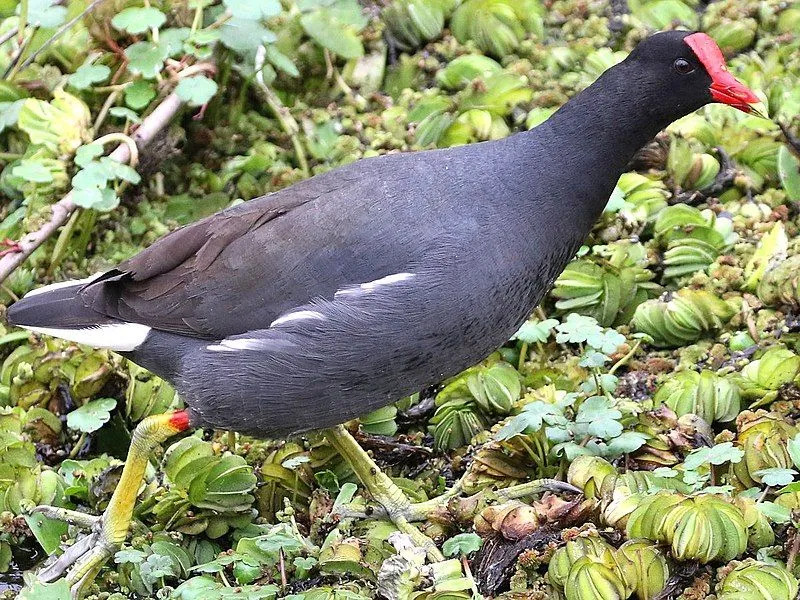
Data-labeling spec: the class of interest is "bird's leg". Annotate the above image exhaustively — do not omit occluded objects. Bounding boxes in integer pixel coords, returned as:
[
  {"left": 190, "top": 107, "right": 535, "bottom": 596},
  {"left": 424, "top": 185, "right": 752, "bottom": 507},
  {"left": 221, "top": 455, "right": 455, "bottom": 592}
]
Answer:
[
  {"left": 324, "top": 425, "right": 444, "bottom": 561},
  {"left": 33, "top": 410, "right": 191, "bottom": 600}
]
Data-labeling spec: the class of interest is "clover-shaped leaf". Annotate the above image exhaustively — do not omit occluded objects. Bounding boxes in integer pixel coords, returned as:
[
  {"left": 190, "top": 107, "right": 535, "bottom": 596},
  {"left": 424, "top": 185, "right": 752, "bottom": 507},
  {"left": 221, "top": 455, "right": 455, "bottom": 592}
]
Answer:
[
  {"left": 125, "top": 80, "right": 157, "bottom": 109},
  {"left": 66, "top": 398, "right": 117, "bottom": 433},
  {"left": 18, "top": 579, "right": 70, "bottom": 600},
  {"left": 68, "top": 62, "right": 111, "bottom": 90},
  {"left": 219, "top": 18, "right": 277, "bottom": 53},
  {"left": 26, "top": 0, "right": 67, "bottom": 28},
  {"left": 108, "top": 107, "right": 142, "bottom": 123},
  {"left": 579, "top": 350, "right": 610, "bottom": 368},
  {"left": 555, "top": 313, "right": 604, "bottom": 345},
  {"left": 754, "top": 467, "right": 797, "bottom": 488},
  {"left": 683, "top": 442, "right": 744, "bottom": 470},
  {"left": 511, "top": 318, "right": 558, "bottom": 343},
  {"left": 442, "top": 532, "right": 482, "bottom": 557},
  {"left": 606, "top": 431, "right": 648, "bottom": 455},
  {"left": 115, "top": 549, "right": 147, "bottom": 564},
  {"left": 176, "top": 75, "right": 218, "bottom": 107},
  {"left": 575, "top": 396, "right": 623, "bottom": 439},
  {"left": 158, "top": 27, "right": 191, "bottom": 57},
  {"left": 74, "top": 143, "right": 103, "bottom": 168},
  {"left": 223, "top": 0, "right": 281, "bottom": 19},
  {"left": 125, "top": 42, "right": 169, "bottom": 78},
  {"left": 496, "top": 400, "right": 566, "bottom": 440},
  {"left": 12, "top": 160, "right": 54, "bottom": 183},
  {"left": 112, "top": 7, "right": 167, "bottom": 34}
]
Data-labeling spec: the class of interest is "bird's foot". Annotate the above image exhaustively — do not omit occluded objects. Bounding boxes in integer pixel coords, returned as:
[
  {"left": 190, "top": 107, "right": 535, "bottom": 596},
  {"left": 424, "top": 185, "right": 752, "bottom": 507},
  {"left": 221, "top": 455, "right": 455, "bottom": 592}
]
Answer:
[
  {"left": 335, "top": 478, "right": 583, "bottom": 523},
  {"left": 32, "top": 505, "right": 125, "bottom": 600}
]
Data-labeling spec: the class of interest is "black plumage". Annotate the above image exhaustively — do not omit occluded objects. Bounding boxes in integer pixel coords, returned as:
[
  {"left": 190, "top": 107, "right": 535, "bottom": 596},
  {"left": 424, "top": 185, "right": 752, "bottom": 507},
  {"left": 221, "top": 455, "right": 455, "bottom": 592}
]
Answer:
[{"left": 7, "top": 31, "right": 753, "bottom": 437}]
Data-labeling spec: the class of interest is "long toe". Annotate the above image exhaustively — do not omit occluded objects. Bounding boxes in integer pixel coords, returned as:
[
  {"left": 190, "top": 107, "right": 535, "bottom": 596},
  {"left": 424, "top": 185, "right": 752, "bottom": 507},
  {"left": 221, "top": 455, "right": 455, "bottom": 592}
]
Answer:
[{"left": 33, "top": 511, "right": 119, "bottom": 600}]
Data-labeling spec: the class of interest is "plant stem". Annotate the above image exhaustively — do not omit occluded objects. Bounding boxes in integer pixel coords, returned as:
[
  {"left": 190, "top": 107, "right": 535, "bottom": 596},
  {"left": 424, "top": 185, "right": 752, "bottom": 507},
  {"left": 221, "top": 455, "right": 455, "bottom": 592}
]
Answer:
[
  {"left": 48, "top": 208, "right": 81, "bottom": 275},
  {"left": 0, "top": 62, "right": 215, "bottom": 284},
  {"left": 69, "top": 432, "right": 87, "bottom": 459},
  {"left": 93, "top": 90, "right": 121, "bottom": 135},
  {"left": 254, "top": 45, "right": 309, "bottom": 177},
  {"left": 16, "top": 0, "right": 109, "bottom": 74},
  {"left": 609, "top": 339, "right": 642, "bottom": 375},
  {"left": 3, "top": 25, "right": 38, "bottom": 80}
]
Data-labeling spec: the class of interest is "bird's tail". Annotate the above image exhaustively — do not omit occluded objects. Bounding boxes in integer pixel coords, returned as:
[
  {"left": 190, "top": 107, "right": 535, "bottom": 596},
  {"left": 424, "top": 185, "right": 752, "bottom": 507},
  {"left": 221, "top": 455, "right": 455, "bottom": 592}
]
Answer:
[{"left": 6, "top": 276, "right": 151, "bottom": 351}]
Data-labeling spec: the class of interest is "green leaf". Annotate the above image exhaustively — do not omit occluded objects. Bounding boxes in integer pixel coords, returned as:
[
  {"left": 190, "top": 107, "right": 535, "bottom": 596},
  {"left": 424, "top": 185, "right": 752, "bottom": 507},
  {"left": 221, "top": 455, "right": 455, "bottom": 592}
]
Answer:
[
  {"left": 100, "top": 157, "right": 141, "bottom": 184},
  {"left": 72, "top": 161, "right": 110, "bottom": 189},
  {"left": 26, "top": 0, "right": 67, "bottom": 28},
  {"left": 495, "top": 400, "right": 566, "bottom": 440},
  {"left": 0, "top": 99, "right": 24, "bottom": 133},
  {"left": 511, "top": 318, "right": 558, "bottom": 343},
  {"left": 24, "top": 512, "right": 68, "bottom": 555},
  {"left": 683, "top": 442, "right": 744, "bottom": 470},
  {"left": 125, "top": 42, "right": 170, "bottom": 79},
  {"left": 223, "top": 0, "right": 282, "bottom": 19},
  {"left": 265, "top": 45, "right": 299, "bottom": 77},
  {"left": 18, "top": 579, "right": 70, "bottom": 600},
  {"left": 579, "top": 350, "right": 610, "bottom": 368},
  {"left": 754, "top": 467, "right": 797, "bottom": 487},
  {"left": 115, "top": 548, "right": 147, "bottom": 564},
  {"left": 67, "top": 398, "right": 117, "bottom": 433},
  {"left": 108, "top": 107, "right": 142, "bottom": 123},
  {"left": 176, "top": 76, "right": 219, "bottom": 106},
  {"left": 112, "top": 7, "right": 167, "bottom": 34},
  {"left": 606, "top": 431, "right": 648, "bottom": 454},
  {"left": 788, "top": 433, "right": 800, "bottom": 470},
  {"left": 12, "top": 160, "right": 54, "bottom": 183},
  {"left": 254, "top": 530, "right": 305, "bottom": 555},
  {"left": 74, "top": 143, "right": 103, "bottom": 168},
  {"left": 575, "top": 396, "right": 622, "bottom": 439},
  {"left": 778, "top": 145, "right": 800, "bottom": 201},
  {"left": 158, "top": 27, "right": 191, "bottom": 57},
  {"left": 300, "top": 9, "right": 364, "bottom": 59},
  {"left": 125, "top": 80, "right": 157, "bottom": 109},
  {"left": 442, "top": 532, "right": 482, "bottom": 557},
  {"left": 756, "top": 501, "right": 791, "bottom": 524},
  {"left": 68, "top": 62, "right": 111, "bottom": 90},
  {"left": 219, "top": 18, "right": 277, "bottom": 53}
]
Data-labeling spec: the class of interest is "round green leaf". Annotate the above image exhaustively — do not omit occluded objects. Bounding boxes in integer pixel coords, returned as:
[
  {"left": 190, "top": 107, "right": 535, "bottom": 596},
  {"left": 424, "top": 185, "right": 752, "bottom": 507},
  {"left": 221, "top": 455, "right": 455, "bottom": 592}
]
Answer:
[
  {"left": 112, "top": 7, "right": 167, "bottom": 34},
  {"left": 68, "top": 63, "right": 111, "bottom": 90},
  {"left": 66, "top": 398, "right": 117, "bottom": 433},
  {"left": 175, "top": 75, "right": 219, "bottom": 107},
  {"left": 300, "top": 10, "right": 364, "bottom": 58},
  {"left": 125, "top": 80, "right": 157, "bottom": 109}
]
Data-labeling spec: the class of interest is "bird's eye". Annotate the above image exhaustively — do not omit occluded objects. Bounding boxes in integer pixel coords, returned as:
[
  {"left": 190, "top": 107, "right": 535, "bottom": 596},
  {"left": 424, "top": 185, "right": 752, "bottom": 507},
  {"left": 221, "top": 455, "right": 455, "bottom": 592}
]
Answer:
[{"left": 673, "top": 58, "right": 694, "bottom": 74}]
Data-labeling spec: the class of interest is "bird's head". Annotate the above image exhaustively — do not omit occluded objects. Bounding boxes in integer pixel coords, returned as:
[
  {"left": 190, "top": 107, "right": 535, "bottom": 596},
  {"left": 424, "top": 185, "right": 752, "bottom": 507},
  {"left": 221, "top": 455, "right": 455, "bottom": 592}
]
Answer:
[{"left": 625, "top": 30, "right": 765, "bottom": 119}]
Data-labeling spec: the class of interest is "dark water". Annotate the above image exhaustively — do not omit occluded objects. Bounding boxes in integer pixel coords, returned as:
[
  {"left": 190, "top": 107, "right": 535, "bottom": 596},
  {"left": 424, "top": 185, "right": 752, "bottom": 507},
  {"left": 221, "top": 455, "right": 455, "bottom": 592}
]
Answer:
[{"left": 0, "top": 539, "right": 42, "bottom": 595}]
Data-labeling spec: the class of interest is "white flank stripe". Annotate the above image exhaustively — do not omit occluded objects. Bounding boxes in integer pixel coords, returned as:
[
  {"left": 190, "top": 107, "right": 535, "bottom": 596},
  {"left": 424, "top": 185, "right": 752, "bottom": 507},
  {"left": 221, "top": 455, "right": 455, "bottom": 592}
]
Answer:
[
  {"left": 24, "top": 273, "right": 103, "bottom": 298},
  {"left": 335, "top": 272, "right": 414, "bottom": 298},
  {"left": 270, "top": 310, "right": 325, "bottom": 327},
  {"left": 22, "top": 323, "right": 151, "bottom": 351},
  {"left": 207, "top": 338, "right": 268, "bottom": 352}
]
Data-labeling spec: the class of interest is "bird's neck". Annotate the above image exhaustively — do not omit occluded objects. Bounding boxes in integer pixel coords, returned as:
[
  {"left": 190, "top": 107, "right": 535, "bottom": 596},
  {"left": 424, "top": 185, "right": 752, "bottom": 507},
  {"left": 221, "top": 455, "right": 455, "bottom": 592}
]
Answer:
[
  {"left": 540, "top": 62, "right": 674, "bottom": 175},
  {"left": 502, "top": 61, "right": 676, "bottom": 233}
]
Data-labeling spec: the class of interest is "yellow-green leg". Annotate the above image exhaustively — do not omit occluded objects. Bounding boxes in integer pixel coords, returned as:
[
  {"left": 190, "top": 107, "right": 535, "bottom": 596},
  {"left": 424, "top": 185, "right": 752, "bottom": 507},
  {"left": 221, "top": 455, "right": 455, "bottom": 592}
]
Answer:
[
  {"left": 324, "top": 425, "right": 445, "bottom": 561},
  {"left": 34, "top": 411, "right": 190, "bottom": 600}
]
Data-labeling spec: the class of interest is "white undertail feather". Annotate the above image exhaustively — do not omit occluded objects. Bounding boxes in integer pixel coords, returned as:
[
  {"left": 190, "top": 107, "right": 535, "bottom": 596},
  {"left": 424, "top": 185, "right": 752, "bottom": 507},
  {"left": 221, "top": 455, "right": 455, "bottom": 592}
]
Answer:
[
  {"left": 22, "top": 324, "right": 151, "bottom": 351},
  {"left": 24, "top": 273, "right": 103, "bottom": 297}
]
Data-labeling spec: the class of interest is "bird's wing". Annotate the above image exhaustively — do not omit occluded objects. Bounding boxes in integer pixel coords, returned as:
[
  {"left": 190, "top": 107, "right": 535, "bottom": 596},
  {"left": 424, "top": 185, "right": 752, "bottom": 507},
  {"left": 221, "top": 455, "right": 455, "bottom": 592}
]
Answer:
[{"left": 79, "top": 155, "right": 432, "bottom": 339}]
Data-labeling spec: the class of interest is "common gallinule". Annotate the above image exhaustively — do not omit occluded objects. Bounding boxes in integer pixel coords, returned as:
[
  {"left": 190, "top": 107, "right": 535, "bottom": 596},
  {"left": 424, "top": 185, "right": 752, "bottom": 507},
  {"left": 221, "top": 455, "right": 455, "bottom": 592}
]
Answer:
[{"left": 8, "top": 31, "right": 761, "bottom": 597}]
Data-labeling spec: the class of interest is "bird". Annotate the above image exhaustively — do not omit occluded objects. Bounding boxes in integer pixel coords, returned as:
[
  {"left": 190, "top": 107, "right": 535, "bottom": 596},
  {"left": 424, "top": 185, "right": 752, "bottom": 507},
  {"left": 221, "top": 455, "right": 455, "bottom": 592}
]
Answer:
[{"left": 7, "top": 30, "right": 760, "bottom": 598}]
